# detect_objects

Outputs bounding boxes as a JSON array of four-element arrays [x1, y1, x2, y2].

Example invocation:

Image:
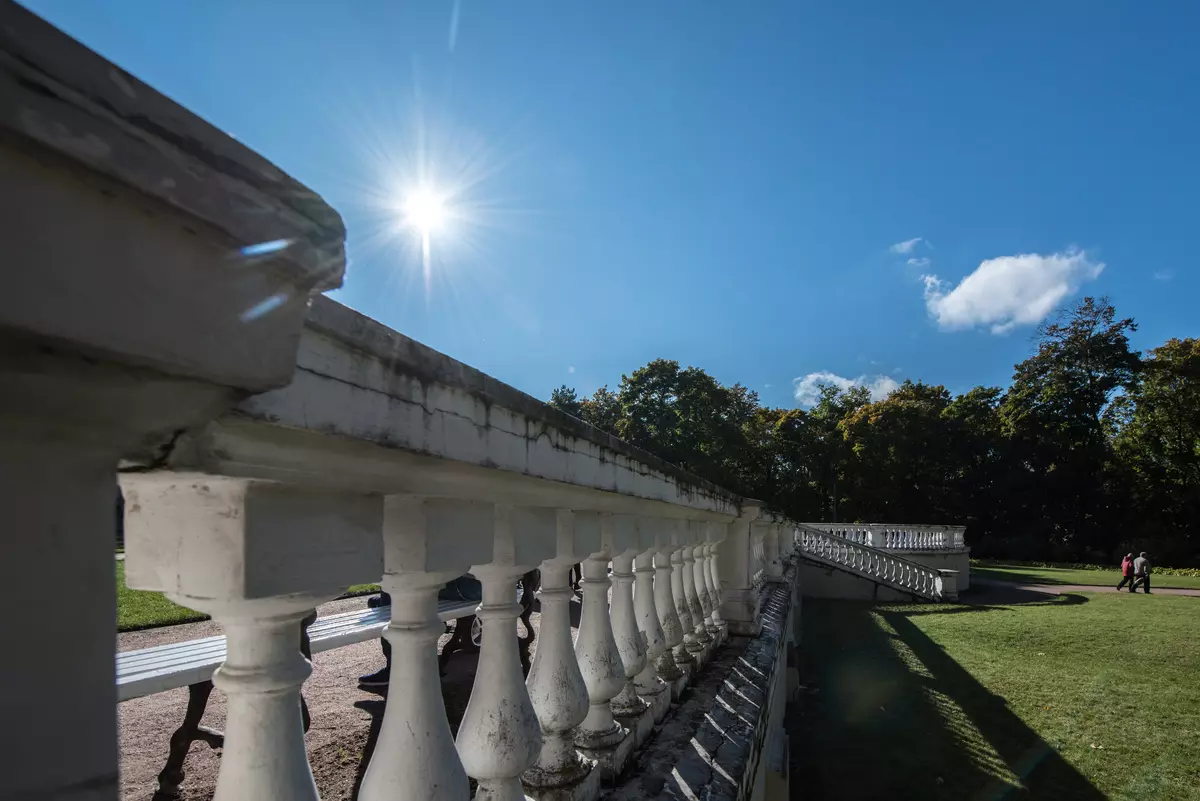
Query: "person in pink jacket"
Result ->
[[1116, 553, 1136, 592]]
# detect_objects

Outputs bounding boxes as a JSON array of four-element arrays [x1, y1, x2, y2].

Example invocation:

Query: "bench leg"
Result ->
[[300, 609, 317, 733], [438, 616, 477, 675], [518, 568, 539, 675], [152, 680, 224, 801]]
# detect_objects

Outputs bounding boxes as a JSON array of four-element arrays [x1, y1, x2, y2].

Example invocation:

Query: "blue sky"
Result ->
[[27, 0, 1199, 408]]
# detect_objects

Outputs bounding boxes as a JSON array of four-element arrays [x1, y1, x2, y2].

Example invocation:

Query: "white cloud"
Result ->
[[907, 256, 931, 268], [1153, 270, 1173, 282], [922, 248, 1103, 335], [890, 237, 923, 254], [567, 365, 576, 374], [793, 372, 900, 408]]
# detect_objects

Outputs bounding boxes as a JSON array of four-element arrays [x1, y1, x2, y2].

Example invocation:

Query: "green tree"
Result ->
[[839, 381, 953, 522], [1113, 337, 1200, 562], [580, 386, 621, 435], [999, 296, 1141, 556], [548, 385, 584, 419]]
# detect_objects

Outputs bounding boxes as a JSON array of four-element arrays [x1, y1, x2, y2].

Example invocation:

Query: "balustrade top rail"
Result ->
[[801, 522, 966, 551]]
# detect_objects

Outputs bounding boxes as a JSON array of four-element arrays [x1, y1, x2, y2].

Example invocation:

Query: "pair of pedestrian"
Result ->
[[1117, 551, 1152, 593]]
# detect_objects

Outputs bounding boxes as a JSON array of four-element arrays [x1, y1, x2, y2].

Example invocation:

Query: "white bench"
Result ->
[[117, 597, 478, 701], [119, 573, 538, 801]]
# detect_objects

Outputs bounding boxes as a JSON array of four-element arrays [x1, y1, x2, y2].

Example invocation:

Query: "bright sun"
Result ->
[[403, 186, 447, 234]]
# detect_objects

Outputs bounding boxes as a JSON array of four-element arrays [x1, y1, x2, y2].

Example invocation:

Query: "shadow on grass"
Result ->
[[790, 597, 1105, 801], [972, 567, 1106, 587]]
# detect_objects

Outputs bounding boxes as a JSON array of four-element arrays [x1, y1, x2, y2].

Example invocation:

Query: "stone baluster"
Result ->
[[123, 479, 382, 801], [632, 520, 669, 718], [609, 531, 648, 720], [523, 509, 597, 798], [358, 497, 493, 801], [705, 522, 727, 640], [456, 505, 543, 801], [672, 524, 703, 659], [573, 513, 627, 758], [685, 524, 712, 646], [653, 527, 686, 690]]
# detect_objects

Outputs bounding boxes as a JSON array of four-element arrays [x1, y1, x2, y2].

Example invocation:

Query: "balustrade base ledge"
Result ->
[[637, 684, 673, 725], [666, 671, 689, 702], [615, 702, 657, 752], [577, 724, 637, 784], [523, 760, 602, 801]]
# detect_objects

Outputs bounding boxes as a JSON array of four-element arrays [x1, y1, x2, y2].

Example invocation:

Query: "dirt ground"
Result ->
[[118, 595, 555, 800]]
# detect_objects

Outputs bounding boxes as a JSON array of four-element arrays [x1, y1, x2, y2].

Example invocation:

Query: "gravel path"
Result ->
[[118, 595, 562, 800], [970, 577, 1200, 600]]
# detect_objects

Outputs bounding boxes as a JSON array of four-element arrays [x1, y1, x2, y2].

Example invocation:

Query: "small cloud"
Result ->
[[907, 257, 931, 268], [567, 365, 576, 374], [922, 248, 1104, 335], [793, 371, 900, 408], [891, 367, 902, 375], [890, 237, 923, 255], [1153, 270, 1174, 282], [764, 383, 773, 389]]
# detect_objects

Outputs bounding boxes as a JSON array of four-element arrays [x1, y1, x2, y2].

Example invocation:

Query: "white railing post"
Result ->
[[684, 522, 712, 648], [609, 531, 648, 720], [633, 521, 669, 719], [522, 510, 595, 798], [573, 513, 627, 755], [671, 524, 702, 664], [705, 522, 727, 641], [654, 526, 686, 692], [456, 506, 542, 801], [360, 497, 498, 801], [123, 479, 381, 801]]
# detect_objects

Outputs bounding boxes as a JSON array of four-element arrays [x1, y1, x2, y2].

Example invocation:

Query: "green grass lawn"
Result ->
[[973, 563, 1200, 590], [116, 562, 380, 632], [792, 594, 1200, 801]]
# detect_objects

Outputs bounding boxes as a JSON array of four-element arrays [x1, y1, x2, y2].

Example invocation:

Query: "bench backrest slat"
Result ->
[[116, 598, 482, 701]]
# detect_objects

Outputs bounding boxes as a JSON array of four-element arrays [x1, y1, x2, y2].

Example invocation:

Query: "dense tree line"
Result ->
[[548, 298, 1200, 564]]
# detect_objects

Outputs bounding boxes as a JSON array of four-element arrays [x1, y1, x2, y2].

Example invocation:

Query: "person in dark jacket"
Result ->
[[1132, 552, 1152, 594], [1116, 554, 1136, 592]]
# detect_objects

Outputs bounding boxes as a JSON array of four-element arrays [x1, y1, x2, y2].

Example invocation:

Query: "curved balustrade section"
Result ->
[[793, 524, 953, 601]]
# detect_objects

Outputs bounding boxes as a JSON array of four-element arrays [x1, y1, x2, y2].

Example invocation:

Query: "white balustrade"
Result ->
[[653, 535, 685, 682], [456, 506, 543, 801], [693, 541, 717, 637], [794, 524, 947, 601], [609, 543, 649, 718], [523, 510, 593, 793], [671, 527, 702, 660], [361, 497, 495, 801], [632, 537, 668, 700], [802, 523, 967, 553], [683, 526, 711, 646], [573, 516, 626, 751], [123, 479, 382, 801], [704, 524, 725, 637]]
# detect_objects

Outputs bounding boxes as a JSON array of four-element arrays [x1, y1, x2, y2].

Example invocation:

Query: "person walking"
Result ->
[[1132, 551, 1152, 594], [1117, 553, 1136, 592]]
